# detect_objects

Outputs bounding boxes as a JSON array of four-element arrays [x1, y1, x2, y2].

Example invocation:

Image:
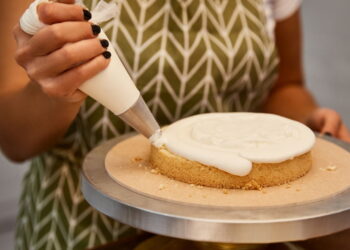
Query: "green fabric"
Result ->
[[15, 0, 278, 249]]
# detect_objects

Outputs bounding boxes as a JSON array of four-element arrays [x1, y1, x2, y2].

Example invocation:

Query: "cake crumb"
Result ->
[[158, 184, 166, 190], [132, 157, 143, 162], [261, 189, 267, 194], [325, 164, 337, 171], [150, 168, 159, 174], [222, 189, 229, 194], [296, 188, 301, 192], [243, 180, 261, 190], [190, 184, 195, 187], [285, 184, 291, 189], [197, 185, 204, 189]]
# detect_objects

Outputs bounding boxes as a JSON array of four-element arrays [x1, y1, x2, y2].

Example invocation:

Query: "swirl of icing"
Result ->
[[153, 113, 315, 176]]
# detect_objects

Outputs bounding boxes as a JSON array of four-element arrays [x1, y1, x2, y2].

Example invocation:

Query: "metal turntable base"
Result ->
[[81, 133, 350, 244]]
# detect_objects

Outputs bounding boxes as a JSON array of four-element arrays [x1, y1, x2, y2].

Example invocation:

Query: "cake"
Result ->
[[150, 113, 315, 190]]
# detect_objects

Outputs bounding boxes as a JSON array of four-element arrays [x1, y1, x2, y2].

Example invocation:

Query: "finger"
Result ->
[[29, 38, 108, 78], [12, 24, 32, 48], [42, 54, 111, 98], [24, 22, 100, 59], [37, 2, 91, 24], [321, 112, 342, 136], [337, 124, 350, 143]]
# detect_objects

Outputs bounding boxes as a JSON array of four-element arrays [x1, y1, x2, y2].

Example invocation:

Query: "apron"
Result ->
[[15, 0, 278, 249]]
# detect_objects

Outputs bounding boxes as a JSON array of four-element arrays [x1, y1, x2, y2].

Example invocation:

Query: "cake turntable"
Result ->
[[81, 133, 350, 249]]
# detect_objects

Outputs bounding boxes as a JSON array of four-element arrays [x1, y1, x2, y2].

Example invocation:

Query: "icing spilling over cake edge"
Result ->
[[150, 113, 315, 176]]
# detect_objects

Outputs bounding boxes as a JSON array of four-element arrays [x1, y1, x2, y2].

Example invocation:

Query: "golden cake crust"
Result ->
[[150, 146, 312, 190]]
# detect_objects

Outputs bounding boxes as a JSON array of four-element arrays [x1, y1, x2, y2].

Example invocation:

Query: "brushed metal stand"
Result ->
[[81, 133, 350, 246], [134, 235, 267, 250]]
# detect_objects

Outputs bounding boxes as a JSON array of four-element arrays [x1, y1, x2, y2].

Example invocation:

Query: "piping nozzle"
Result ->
[[119, 96, 160, 139]]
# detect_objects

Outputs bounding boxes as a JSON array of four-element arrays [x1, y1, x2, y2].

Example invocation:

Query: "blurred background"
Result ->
[[1, 0, 349, 249]]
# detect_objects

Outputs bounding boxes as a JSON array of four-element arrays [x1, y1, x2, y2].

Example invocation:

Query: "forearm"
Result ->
[[263, 10, 350, 141], [262, 83, 318, 124], [264, 11, 317, 123], [0, 81, 82, 161]]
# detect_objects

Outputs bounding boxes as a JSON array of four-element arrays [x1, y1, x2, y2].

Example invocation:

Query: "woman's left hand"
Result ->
[[306, 108, 350, 142]]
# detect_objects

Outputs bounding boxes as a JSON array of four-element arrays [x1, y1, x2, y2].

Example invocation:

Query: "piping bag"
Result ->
[[20, 0, 161, 140]]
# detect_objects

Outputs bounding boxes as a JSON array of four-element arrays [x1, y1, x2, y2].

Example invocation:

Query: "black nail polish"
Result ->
[[83, 9, 92, 20], [100, 39, 109, 48], [102, 51, 111, 59], [91, 24, 101, 36], [325, 132, 333, 137]]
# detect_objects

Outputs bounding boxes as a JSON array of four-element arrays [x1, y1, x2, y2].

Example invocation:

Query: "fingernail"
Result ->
[[91, 24, 101, 36], [102, 51, 111, 59], [325, 132, 333, 137], [100, 39, 109, 48], [83, 9, 92, 21]]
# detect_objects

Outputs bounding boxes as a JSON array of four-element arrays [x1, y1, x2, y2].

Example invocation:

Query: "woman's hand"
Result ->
[[307, 108, 350, 142], [12, 0, 111, 103]]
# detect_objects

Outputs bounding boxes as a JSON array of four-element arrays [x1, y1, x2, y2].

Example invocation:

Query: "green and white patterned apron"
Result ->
[[15, 0, 278, 249]]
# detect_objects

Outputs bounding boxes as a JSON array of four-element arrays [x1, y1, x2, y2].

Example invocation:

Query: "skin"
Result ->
[[0, 0, 349, 163], [1, 1, 350, 248], [0, 0, 110, 161], [263, 10, 350, 141]]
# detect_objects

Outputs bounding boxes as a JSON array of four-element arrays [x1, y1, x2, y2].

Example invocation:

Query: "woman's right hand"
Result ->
[[12, 0, 111, 103]]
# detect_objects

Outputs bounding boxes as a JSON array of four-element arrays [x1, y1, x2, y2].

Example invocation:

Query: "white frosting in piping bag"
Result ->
[[153, 113, 315, 176]]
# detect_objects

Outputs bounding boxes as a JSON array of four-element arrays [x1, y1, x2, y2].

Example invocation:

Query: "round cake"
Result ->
[[150, 113, 315, 190]]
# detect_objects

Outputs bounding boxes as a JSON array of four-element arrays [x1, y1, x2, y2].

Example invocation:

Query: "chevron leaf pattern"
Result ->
[[16, 0, 278, 249]]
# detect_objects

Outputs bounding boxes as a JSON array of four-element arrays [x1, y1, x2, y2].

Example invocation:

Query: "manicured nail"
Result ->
[[83, 9, 92, 20], [102, 51, 111, 59], [91, 24, 101, 36], [100, 39, 109, 48], [325, 132, 333, 137]]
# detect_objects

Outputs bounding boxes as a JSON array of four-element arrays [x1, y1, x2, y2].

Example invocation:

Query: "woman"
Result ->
[[1, 0, 350, 249]]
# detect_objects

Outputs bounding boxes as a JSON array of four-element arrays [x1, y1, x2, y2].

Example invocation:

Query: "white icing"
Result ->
[[154, 113, 315, 176], [150, 129, 166, 147]]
